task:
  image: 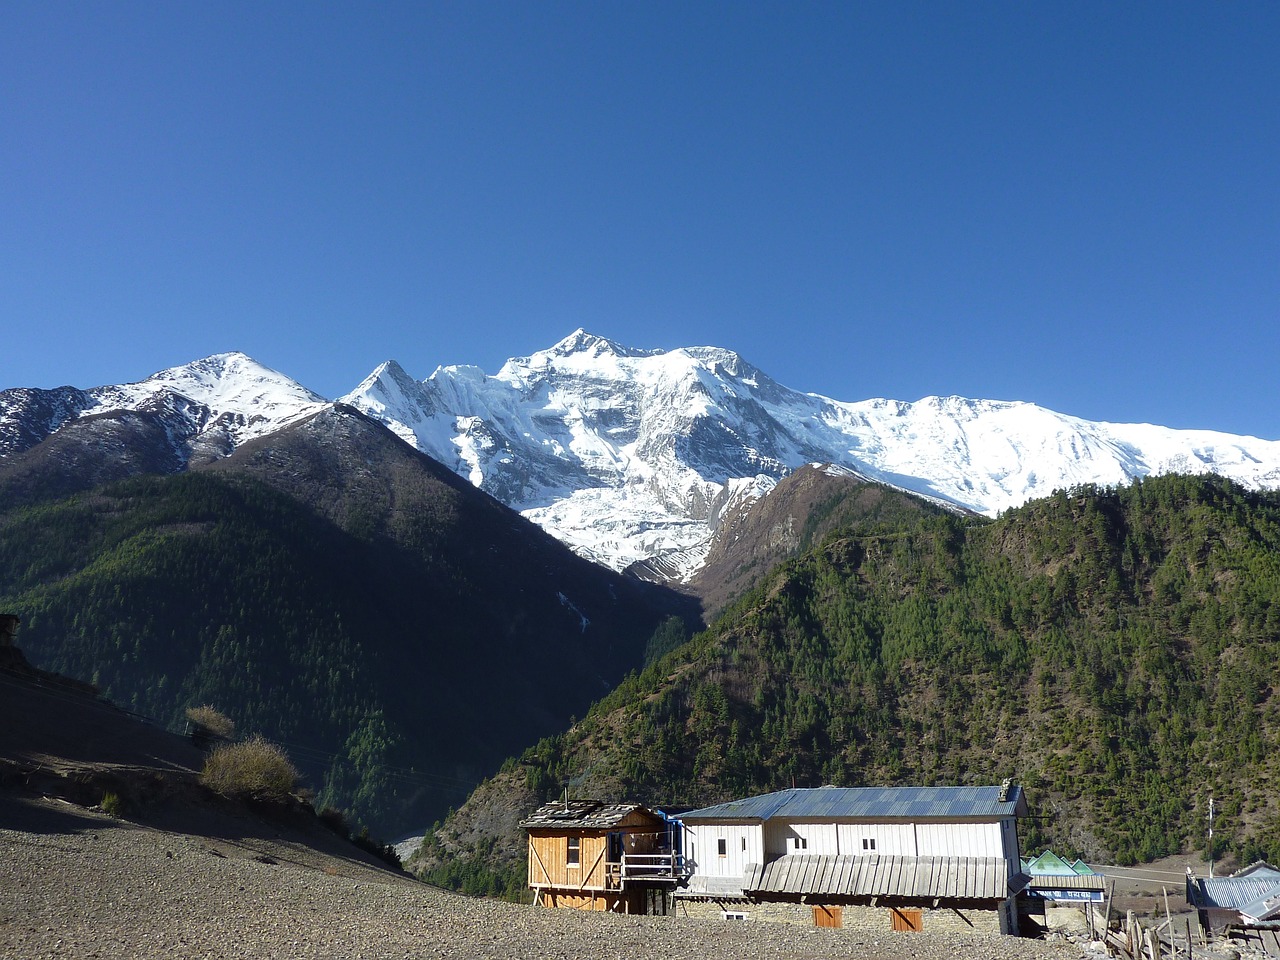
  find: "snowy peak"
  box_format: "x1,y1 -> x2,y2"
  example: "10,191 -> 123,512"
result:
95,352 -> 326,417
342,331 -> 1280,578
10,332 -> 1280,582
0,352 -> 328,465
545,328 -> 658,361
347,359 -> 420,412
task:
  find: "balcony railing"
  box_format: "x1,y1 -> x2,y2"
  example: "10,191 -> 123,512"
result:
621,852 -> 691,880
601,852 -> 691,889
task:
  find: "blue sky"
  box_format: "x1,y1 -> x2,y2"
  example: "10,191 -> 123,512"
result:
3,2 -> 1277,437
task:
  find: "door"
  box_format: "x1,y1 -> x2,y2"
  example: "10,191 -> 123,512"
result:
813,905 -> 843,928
891,908 -> 923,932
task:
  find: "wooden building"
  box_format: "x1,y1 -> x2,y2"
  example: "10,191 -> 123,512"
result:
672,782 -> 1029,935
521,800 -> 687,913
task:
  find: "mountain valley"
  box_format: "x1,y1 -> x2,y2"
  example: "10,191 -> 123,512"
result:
3,334 -> 1279,880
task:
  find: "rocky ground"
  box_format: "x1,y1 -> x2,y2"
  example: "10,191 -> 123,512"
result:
0,653 -> 1269,960
2,794 -> 1085,960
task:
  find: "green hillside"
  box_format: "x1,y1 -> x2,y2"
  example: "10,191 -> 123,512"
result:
0,465 -> 695,835
427,473 -> 1280,894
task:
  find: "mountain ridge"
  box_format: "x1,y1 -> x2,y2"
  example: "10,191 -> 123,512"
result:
415,472 -> 1280,897
0,399 -> 698,833
5,332 -> 1280,579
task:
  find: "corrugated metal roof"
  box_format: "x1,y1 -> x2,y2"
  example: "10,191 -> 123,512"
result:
1187,863 -> 1280,915
1190,878 -> 1280,911
520,800 -> 654,830
1023,851 -> 1097,876
741,854 -> 1020,900
680,784 -> 1027,822
1240,893 -> 1280,925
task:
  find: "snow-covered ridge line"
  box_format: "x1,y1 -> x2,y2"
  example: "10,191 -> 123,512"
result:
338,329 -> 1280,577
0,351 -> 328,465
5,332 -> 1280,580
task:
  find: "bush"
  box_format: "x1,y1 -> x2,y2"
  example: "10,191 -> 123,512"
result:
186,705 -> 236,748
200,735 -> 299,801
100,790 -> 124,818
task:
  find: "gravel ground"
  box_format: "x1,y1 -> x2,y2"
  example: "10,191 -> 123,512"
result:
0,795 -> 1090,960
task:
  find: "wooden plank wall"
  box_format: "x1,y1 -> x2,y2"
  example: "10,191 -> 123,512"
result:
528,833 -> 610,891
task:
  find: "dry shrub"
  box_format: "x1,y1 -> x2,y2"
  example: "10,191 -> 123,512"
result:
200,735 -> 299,801
186,705 -> 236,744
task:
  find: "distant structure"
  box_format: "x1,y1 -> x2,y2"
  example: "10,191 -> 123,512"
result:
1019,850 -> 1105,932
521,782 -> 1036,935
1186,862 -> 1280,937
521,800 -> 688,914
670,782 -> 1029,934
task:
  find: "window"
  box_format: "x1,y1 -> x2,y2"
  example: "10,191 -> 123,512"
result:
792,836 -> 808,852
567,836 -> 580,866
862,837 -> 876,851
741,837 -> 747,852
717,838 -> 727,857
722,911 -> 749,921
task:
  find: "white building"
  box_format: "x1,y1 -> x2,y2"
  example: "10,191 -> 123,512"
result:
673,782 -> 1029,934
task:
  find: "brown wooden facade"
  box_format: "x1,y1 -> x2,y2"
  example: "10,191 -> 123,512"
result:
522,801 -> 680,913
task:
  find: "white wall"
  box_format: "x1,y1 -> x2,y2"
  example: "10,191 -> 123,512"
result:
685,816 -> 1019,882
685,823 -> 761,878
758,819 -> 1012,859
914,821 -> 1005,857
1001,818 -> 1021,862
834,822 -> 917,856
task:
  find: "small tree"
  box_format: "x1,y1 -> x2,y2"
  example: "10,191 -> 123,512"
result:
201,735 -> 299,801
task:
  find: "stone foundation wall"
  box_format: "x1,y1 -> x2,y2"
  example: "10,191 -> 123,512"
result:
673,897 -> 1007,935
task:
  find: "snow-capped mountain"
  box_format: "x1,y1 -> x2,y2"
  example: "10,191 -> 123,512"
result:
7,333 -> 1280,580
341,330 -> 1280,577
0,352 -> 327,466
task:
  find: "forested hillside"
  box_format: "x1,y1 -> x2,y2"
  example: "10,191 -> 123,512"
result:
0,408 -> 698,835
423,474 -> 1280,895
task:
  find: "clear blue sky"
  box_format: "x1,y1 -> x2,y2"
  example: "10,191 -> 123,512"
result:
3,2 -> 1277,437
